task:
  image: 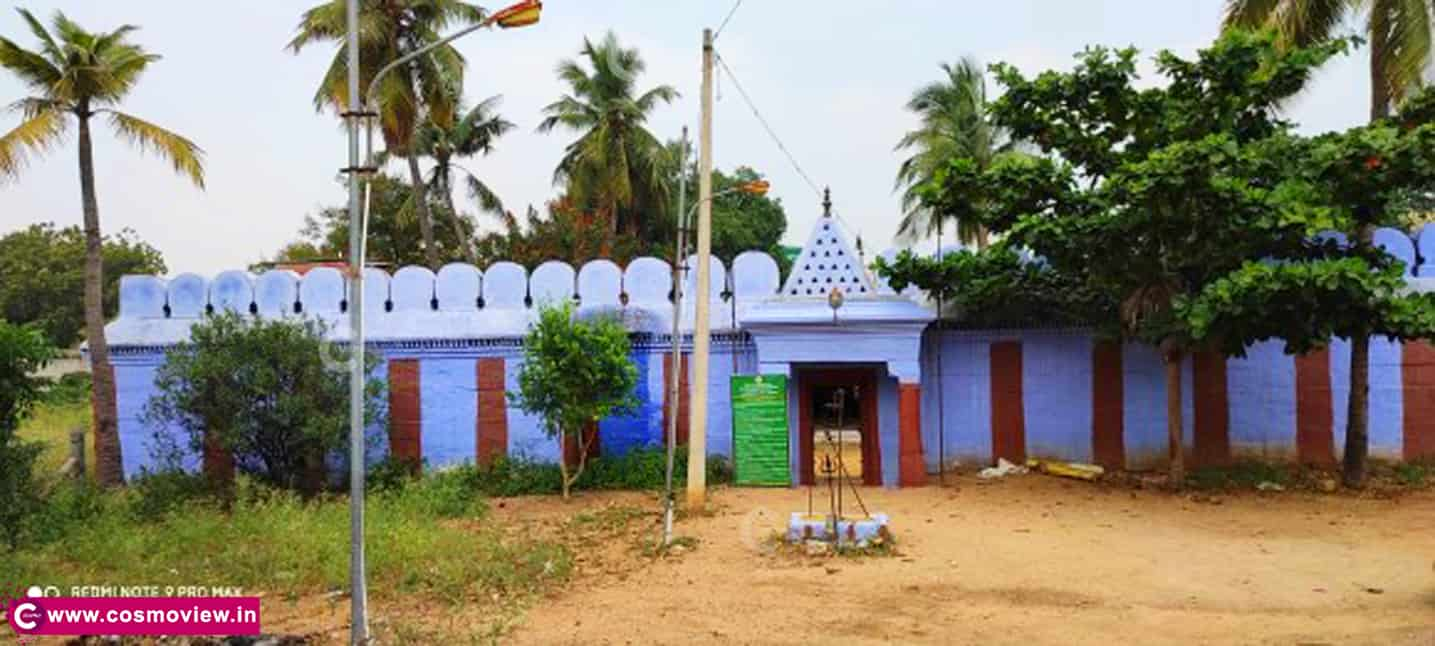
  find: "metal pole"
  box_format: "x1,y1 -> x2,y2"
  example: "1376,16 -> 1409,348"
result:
343,0 -> 369,643
936,218 -> 945,485
664,127 -> 690,546
686,28 -> 715,508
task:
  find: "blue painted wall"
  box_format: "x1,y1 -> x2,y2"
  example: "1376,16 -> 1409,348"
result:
1022,332 -> 1094,462
599,351 -> 659,456
1330,337 -> 1404,459
115,362 -> 196,477
878,372 -> 900,487
420,358 -> 477,469
921,332 -> 994,467
1226,340 -> 1297,460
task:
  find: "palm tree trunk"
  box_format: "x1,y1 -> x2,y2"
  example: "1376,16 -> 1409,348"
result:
78,110 -> 123,487
1343,44 -> 1394,489
407,154 -> 440,269
439,170 -> 475,264
1164,348 -> 1185,487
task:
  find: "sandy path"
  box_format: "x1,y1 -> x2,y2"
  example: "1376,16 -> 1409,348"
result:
508,478 -> 1435,645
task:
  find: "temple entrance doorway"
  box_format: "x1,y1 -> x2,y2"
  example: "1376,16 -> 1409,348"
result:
798,368 -> 881,486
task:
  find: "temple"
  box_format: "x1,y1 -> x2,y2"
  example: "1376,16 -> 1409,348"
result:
101,197 -> 1435,485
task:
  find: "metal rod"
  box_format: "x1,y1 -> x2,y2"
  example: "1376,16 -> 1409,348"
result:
663,127 -> 690,546
937,218 -> 946,485
343,0 -> 368,643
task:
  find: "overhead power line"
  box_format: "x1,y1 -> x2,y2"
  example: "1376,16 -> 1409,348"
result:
713,51 -> 824,201
713,0 -> 744,40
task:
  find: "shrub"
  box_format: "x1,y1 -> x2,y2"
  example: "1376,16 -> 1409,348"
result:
40,371 -> 91,406
510,303 -> 637,498
0,321 -> 55,550
128,469 -> 222,520
144,312 -> 386,495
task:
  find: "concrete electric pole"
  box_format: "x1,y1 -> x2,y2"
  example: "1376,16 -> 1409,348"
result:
686,28 -> 715,508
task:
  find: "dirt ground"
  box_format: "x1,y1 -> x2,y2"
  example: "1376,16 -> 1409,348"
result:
504,477 -> 1435,646
259,476 -> 1435,645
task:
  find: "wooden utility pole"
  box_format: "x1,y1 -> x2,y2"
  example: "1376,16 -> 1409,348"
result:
687,28 -> 715,508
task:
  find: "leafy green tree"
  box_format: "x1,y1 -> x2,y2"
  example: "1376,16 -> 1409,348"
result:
894,57 -> 1020,248
0,9 -> 206,488
268,174 -> 475,268
289,0 -> 486,269
1224,0 -> 1435,488
410,95 -> 514,263
144,313 -> 385,496
538,31 -> 679,237
0,321 -> 53,550
874,245 -> 1115,329
1181,94 -> 1435,486
472,202 -> 645,269
510,303 -> 637,498
648,159 -> 791,275
0,224 -> 165,347
906,31 -> 1348,481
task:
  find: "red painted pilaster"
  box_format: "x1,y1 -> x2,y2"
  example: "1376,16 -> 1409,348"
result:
1091,341 -> 1125,470
1402,341 -> 1435,461
1193,352 -> 1231,467
898,383 -> 926,487
388,359 -> 421,472
1295,349 -> 1336,466
476,358 -> 508,465
662,352 -> 691,445
990,341 -> 1026,464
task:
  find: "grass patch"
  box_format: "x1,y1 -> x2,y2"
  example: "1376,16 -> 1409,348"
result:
1392,462 -> 1430,487
1186,461 -> 1291,491
0,474 -> 571,607
15,399 -> 91,477
426,448 -> 733,498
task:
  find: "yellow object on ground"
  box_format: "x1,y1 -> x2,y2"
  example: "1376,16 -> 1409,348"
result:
1027,459 -> 1104,481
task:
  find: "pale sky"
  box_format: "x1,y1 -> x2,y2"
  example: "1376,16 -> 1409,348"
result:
0,1 -> 1371,275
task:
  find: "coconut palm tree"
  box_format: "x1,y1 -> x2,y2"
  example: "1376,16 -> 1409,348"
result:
538,31 -> 679,237
1224,0 -> 1433,487
894,57 -> 1017,249
289,0 -> 484,269
0,9 -> 205,487
412,95 -> 514,262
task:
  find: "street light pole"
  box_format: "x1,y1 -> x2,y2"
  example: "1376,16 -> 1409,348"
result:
342,1 -> 368,644
342,4 -> 541,643
664,127 -> 689,546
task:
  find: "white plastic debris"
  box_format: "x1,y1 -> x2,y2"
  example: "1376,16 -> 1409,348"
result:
1256,481 -> 1285,492
978,458 -> 1029,479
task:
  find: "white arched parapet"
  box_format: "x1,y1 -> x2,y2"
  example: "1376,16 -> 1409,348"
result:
167,273 -> 208,318
1373,227 -> 1416,275
624,257 -> 671,306
1418,223 -> 1435,277
210,271 -> 254,314
529,260 -> 576,309
731,251 -> 780,327
118,275 -> 167,319
435,263 -> 481,312
483,261 -> 528,309
362,267 -> 390,315
108,275 -> 179,347
299,267 -> 345,315
681,255 -> 731,331
578,259 -> 622,309
624,257 -> 672,332
471,261 -> 528,336
255,270 -> 300,317
732,251 -> 779,299
390,266 -> 436,312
